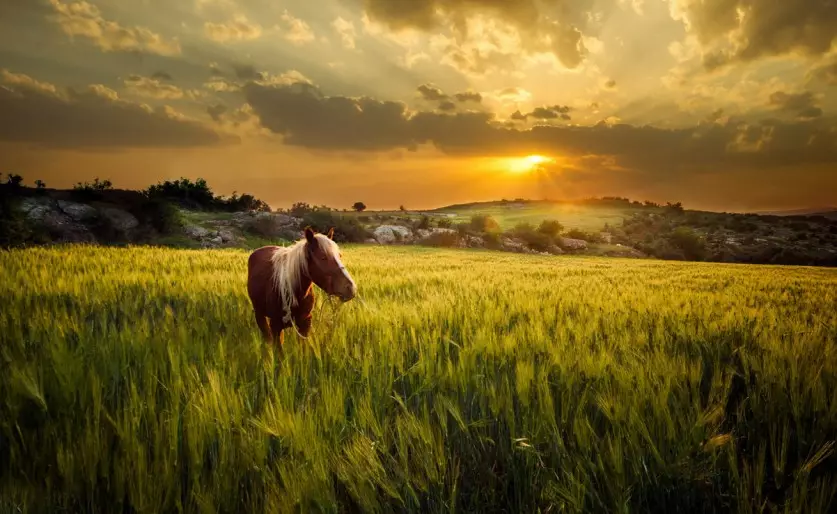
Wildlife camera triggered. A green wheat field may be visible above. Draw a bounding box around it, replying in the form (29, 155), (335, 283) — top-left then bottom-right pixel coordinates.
(2, 245), (837, 513)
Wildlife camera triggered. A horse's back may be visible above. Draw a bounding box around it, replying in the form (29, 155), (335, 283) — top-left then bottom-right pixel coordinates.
(247, 246), (278, 311)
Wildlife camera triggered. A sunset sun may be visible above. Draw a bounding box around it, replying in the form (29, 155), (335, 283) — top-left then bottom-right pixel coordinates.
(508, 155), (554, 173)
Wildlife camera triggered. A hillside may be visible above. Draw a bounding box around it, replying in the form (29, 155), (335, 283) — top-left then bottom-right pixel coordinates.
(2, 179), (836, 266)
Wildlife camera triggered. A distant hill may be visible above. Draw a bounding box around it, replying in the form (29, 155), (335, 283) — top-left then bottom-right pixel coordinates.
(753, 207), (837, 219)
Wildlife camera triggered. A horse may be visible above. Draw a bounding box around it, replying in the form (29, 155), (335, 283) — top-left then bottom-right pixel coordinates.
(247, 226), (357, 346)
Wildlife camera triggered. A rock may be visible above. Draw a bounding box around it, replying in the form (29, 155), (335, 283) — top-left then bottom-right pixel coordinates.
(373, 225), (413, 244)
(210, 236), (223, 245)
(560, 237), (588, 250)
(364, 238), (379, 244)
(18, 197), (95, 242)
(184, 225), (211, 239)
(599, 232), (613, 244)
(547, 244), (564, 255)
(100, 208), (139, 232)
(57, 200), (98, 221)
(416, 229), (431, 240)
(219, 230), (236, 243)
(19, 197), (55, 222)
(465, 235), (484, 248)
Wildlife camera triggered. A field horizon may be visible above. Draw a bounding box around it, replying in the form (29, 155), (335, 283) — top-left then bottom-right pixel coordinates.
(2, 244), (836, 513)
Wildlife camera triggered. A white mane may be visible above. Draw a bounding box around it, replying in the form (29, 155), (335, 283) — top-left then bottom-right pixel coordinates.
(269, 233), (340, 313)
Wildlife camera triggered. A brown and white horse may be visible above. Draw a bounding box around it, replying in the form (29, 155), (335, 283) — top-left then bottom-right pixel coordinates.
(247, 226), (356, 346)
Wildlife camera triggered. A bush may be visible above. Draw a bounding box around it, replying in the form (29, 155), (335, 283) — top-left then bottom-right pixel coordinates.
(537, 219), (563, 237)
(469, 215), (500, 233)
(482, 231), (502, 249)
(417, 216), (431, 230)
(510, 223), (553, 252)
(298, 210), (370, 243)
(133, 198), (183, 235)
(669, 227), (706, 260)
(437, 218), (453, 228)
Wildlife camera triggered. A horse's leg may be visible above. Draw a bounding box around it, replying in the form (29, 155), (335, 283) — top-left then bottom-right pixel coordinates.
(254, 311), (271, 342)
(268, 317), (285, 348)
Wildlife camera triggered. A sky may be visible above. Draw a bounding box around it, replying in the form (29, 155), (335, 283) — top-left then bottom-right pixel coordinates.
(0, 0), (835, 212)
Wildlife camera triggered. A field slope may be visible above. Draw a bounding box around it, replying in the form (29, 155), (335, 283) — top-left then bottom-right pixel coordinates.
(1, 245), (836, 513)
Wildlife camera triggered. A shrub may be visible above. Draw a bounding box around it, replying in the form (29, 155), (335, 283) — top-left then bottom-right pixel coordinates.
(669, 226), (706, 260)
(469, 215), (500, 233)
(298, 210), (370, 243)
(537, 219), (563, 237)
(134, 198), (183, 235)
(416, 216), (431, 230)
(482, 231), (502, 249)
(510, 222), (553, 252)
(437, 218), (453, 229)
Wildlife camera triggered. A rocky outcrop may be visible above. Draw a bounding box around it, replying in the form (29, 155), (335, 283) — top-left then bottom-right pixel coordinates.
(100, 208), (139, 233)
(373, 225), (413, 244)
(57, 200), (98, 221)
(561, 237), (588, 250)
(19, 197), (95, 243)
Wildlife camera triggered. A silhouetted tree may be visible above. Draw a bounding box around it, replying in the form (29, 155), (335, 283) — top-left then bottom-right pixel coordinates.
(352, 202), (367, 212)
(35, 180), (46, 189)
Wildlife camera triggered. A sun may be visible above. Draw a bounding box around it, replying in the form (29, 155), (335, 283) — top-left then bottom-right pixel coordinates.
(508, 155), (554, 173)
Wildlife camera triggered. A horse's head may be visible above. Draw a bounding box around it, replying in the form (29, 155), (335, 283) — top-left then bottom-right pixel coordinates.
(304, 226), (357, 302)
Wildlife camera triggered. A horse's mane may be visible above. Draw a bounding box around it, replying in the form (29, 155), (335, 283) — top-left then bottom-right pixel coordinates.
(269, 233), (338, 311)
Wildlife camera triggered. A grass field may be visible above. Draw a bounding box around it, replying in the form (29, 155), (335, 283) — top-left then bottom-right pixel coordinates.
(2, 245), (837, 513)
(431, 202), (641, 231)
(341, 201), (642, 232)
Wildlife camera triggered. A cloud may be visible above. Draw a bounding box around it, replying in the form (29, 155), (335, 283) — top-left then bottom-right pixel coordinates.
(808, 56), (837, 86)
(604, 79), (617, 89)
(768, 91), (823, 120)
(417, 83), (448, 101)
(1, 69), (58, 95)
(454, 91), (482, 103)
(278, 10), (315, 45)
(332, 17), (357, 49)
(508, 105), (572, 122)
(207, 103), (227, 122)
(361, 0), (600, 71)
(204, 15), (262, 42)
(123, 75), (202, 100)
(48, 0), (180, 56)
(438, 100), (457, 112)
(242, 77), (837, 175)
(669, 0), (837, 69)
(0, 70), (228, 148)
(151, 71), (173, 81)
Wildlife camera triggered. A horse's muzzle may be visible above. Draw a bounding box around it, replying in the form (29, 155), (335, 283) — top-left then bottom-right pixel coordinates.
(338, 282), (357, 302)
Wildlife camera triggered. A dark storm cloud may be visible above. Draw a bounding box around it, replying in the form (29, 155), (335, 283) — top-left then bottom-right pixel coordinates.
(677, 0), (837, 68)
(360, 0), (598, 69)
(0, 77), (229, 148)
(769, 91), (823, 120)
(244, 80), (837, 173)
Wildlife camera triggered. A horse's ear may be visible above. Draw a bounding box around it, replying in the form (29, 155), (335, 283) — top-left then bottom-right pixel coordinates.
(304, 226), (316, 244)
(327, 227), (334, 240)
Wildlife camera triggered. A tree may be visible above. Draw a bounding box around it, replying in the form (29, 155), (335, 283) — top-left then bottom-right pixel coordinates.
(352, 202), (367, 212)
(399, 205), (406, 212)
(35, 180), (46, 189)
(5, 174), (23, 187)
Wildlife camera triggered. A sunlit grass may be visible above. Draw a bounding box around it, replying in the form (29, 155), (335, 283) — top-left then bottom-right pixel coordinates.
(1, 244), (836, 513)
